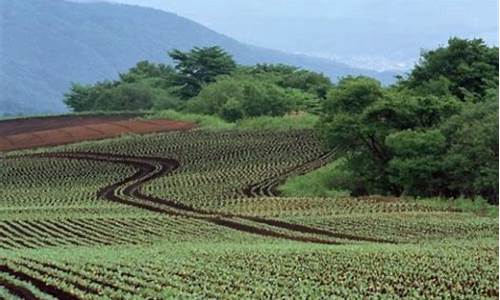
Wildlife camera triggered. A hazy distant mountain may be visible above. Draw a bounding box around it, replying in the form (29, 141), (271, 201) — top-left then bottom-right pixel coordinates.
(96, 0), (499, 71)
(0, 0), (397, 115)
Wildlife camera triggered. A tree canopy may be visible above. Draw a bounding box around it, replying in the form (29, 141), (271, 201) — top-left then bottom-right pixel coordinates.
(318, 38), (499, 202)
(399, 37), (498, 101)
(169, 46), (237, 99)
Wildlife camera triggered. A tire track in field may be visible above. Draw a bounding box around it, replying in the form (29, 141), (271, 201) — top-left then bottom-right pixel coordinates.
(28, 152), (341, 245)
(0, 278), (39, 300)
(9, 151), (394, 244)
(243, 150), (338, 198)
(0, 264), (79, 300)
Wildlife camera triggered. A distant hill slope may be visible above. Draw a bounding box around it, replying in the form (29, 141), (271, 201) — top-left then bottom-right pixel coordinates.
(0, 0), (397, 115)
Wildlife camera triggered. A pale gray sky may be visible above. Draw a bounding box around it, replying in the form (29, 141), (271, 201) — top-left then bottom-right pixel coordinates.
(74, 0), (499, 71)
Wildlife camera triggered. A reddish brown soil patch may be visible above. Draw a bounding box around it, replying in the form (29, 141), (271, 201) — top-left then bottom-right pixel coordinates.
(0, 116), (195, 151)
(0, 114), (140, 136)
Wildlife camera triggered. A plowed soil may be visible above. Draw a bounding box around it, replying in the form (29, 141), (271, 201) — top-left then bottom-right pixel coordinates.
(0, 115), (196, 151)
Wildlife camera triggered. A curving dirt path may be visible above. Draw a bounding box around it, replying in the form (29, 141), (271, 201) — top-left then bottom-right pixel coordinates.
(21, 151), (394, 244)
(28, 152), (340, 244)
(243, 150), (339, 197)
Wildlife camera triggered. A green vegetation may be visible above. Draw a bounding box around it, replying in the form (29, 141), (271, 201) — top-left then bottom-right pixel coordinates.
(1, 238), (497, 299)
(147, 109), (235, 130)
(64, 61), (179, 112)
(398, 37), (498, 101)
(186, 75), (295, 121)
(63, 38), (498, 204)
(236, 113), (319, 130)
(3, 2), (499, 296)
(14, 38), (491, 298)
(317, 38), (499, 202)
(147, 110), (319, 131)
(1, 128), (498, 298)
(280, 159), (350, 197)
(64, 47), (330, 120)
(169, 46), (237, 99)
(417, 196), (499, 217)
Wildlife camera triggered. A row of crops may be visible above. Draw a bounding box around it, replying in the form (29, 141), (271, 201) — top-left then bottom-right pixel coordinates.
(0, 215), (254, 250)
(1, 128), (498, 298)
(1, 239), (498, 299)
(0, 157), (136, 210)
(47, 130), (328, 210)
(1, 130), (498, 246)
(0, 130), (347, 250)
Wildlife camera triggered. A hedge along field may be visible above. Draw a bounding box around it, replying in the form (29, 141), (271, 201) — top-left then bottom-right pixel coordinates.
(0, 128), (498, 299)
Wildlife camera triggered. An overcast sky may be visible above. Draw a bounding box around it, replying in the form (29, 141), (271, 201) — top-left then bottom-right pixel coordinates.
(75, 0), (499, 71)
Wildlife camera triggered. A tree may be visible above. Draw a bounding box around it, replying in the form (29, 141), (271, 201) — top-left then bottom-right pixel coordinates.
(318, 76), (465, 196)
(440, 92), (499, 202)
(119, 61), (176, 85)
(63, 83), (95, 112)
(92, 83), (154, 111)
(241, 64), (333, 98)
(185, 76), (294, 121)
(386, 129), (448, 197)
(318, 76), (395, 193)
(399, 38), (498, 101)
(383, 93), (498, 202)
(169, 46), (237, 99)
(63, 81), (118, 112)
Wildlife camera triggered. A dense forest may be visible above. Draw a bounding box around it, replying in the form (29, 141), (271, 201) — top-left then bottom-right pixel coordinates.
(64, 38), (499, 203)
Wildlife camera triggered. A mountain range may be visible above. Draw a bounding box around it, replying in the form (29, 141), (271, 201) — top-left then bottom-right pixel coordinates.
(78, 0), (499, 71)
(0, 0), (397, 115)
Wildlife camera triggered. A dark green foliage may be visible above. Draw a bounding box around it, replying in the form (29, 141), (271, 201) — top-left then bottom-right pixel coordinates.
(318, 76), (396, 193)
(169, 46), (237, 99)
(242, 64), (333, 99)
(440, 95), (499, 202)
(385, 97), (498, 201)
(100, 83), (154, 111)
(324, 76), (383, 114)
(63, 81), (118, 112)
(64, 61), (181, 112)
(119, 61), (176, 86)
(64, 49), (330, 115)
(186, 64), (333, 120)
(185, 76), (294, 121)
(386, 129), (448, 197)
(318, 39), (499, 202)
(400, 37), (499, 101)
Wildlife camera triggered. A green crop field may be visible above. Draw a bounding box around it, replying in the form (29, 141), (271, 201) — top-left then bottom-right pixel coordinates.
(0, 129), (498, 299)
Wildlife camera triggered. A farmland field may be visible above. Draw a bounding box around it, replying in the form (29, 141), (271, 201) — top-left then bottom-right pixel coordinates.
(0, 119), (498, 299)
(0, 115), (195, 151)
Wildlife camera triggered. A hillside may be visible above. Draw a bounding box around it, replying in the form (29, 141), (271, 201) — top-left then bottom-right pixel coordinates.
(0, 0), (397, 115)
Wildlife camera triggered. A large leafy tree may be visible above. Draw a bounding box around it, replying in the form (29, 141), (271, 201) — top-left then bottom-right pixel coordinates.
(399, 37), (498, 101)
(318, 76), (464, 196)
(440, 93), (499, 202)
(385, 94), (498, 202)
(318, 38), (498, 202)
(318, 76), (394, 193)
(169, 46), (237, 99)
